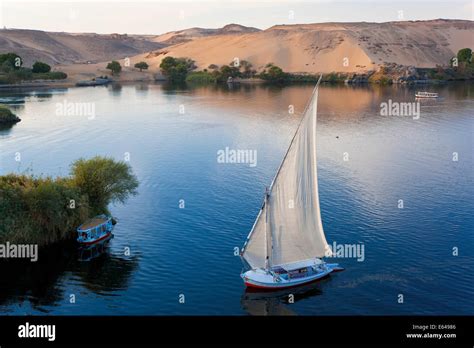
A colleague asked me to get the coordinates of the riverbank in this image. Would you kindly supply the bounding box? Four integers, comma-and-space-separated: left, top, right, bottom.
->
0, 157, 138, 246
39, 58, 474, 87
0, 61, 162, 88
1, 63, 473, 89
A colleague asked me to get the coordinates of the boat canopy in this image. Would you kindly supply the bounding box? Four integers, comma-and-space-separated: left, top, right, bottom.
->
242, 76, 331, 270
77, 215, 109, 232
277, 258, 323, 272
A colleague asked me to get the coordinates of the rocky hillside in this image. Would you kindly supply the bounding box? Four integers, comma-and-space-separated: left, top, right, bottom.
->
0, 29, 165, 66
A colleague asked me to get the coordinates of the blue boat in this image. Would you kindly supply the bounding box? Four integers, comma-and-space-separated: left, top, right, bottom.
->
77, 215, 114, 245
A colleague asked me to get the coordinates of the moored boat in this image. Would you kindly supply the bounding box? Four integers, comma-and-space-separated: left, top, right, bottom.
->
77, 214, 114, 245
240, 75, 343, 290
76, 77, 111, 87
415, 91, 439, 98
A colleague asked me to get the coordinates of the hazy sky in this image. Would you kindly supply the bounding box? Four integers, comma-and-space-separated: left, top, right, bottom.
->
1, 0, 472, 35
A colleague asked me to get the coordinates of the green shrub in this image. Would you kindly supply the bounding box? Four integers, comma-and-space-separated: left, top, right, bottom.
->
258, 64, 289, 82
185, 71, 217, 84
0, 68, 66, 84
134, 61, 149, 71
15, 68, 33, 81
70, 156, 139, 215
0, 174, 89, 245
106, 61, 122, 75
0, 105, 21, 124
216, 65, 241, 82
32, 71, 67, 80
0, 53, 22, 70
160, 56, 196, 82
32, 61, 51, 73
457, 48, 473, 64
0, 156, 139, 245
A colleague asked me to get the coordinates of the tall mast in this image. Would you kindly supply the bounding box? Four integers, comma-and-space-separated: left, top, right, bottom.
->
312, 85, 318, 217
264, 187, 271, 270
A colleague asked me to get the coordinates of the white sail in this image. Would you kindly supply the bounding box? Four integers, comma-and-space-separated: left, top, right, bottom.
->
242, 77, 330, 269
241, 202, 268, 269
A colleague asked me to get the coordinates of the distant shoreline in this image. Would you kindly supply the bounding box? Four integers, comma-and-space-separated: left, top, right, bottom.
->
0, 76, 472, 90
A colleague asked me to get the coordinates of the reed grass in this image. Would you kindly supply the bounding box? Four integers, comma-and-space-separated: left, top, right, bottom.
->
0, 156, 138, 246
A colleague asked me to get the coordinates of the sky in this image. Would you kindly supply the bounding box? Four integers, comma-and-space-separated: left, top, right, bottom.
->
0, 0, 472, 35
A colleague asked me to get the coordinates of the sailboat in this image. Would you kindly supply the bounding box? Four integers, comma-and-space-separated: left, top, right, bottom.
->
240, 76, 343, 290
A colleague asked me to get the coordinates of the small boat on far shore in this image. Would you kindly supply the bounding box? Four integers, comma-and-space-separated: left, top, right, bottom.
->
76, 77, 111, 87
415, 91, 439, 98
77, 214, 114, 245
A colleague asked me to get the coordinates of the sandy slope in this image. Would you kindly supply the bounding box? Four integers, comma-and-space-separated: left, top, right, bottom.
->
0, 29, 163, 66
138, 27, 373, 74
131, 19, 474, 74
151, 24, 261, 45
54, 62, 159, 85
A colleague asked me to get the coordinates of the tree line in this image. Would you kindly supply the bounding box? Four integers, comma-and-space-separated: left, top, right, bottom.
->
0, 53, 67, 84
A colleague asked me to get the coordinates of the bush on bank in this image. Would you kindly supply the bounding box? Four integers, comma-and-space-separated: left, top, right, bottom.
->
0, 156, 138, 246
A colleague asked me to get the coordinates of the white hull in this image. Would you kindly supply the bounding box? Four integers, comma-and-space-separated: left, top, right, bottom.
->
415, 93, 439, 98
241, 262, 343, 290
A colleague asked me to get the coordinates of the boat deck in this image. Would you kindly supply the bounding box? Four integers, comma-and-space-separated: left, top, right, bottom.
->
79, 217, 108, 230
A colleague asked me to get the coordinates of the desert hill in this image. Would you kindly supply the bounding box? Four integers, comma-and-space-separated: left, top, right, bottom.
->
151, 24, 261, 45
0, 29, 164, 66
1, 19, 472, 83
135, 19, 474, 74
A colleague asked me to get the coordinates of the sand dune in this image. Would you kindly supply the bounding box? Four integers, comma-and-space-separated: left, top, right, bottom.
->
135, 19, 474, 74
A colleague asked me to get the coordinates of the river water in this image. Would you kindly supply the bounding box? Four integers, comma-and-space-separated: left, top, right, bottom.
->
0, 82, 472, 315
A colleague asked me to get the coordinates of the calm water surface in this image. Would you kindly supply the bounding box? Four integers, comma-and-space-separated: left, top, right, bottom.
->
0, 82, 473, 315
